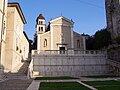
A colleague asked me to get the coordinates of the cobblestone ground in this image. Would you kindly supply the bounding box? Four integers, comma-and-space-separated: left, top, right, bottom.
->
0, 79, 33, 90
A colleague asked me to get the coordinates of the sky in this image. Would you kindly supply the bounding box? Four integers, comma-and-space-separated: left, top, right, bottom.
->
8, 0, 106, 40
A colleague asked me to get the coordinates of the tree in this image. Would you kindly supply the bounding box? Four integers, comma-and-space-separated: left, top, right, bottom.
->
86, 36, 94, 50
28, 39, 33, 53
33, 33, 37, 50
93, 28, 112, 50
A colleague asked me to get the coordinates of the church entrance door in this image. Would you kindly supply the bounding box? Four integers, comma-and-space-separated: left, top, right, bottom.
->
59, 47, 65, 54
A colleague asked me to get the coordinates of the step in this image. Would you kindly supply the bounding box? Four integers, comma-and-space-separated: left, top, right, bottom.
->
0, 79, 33, 90
5, 73, 28, 80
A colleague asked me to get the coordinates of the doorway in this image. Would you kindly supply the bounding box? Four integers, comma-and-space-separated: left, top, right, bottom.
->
59, 47, 65, 54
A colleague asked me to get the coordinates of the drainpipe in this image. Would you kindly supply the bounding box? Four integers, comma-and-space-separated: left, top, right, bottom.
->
0, 0, 6, 70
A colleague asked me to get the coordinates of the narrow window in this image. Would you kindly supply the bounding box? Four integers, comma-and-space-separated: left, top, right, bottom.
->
77, 40, 80, 48
39, 21, 41, 24
44, 39, 47, 47
39, 27, 40, 31
41, 27, 43, 31
40, 21, 43, 24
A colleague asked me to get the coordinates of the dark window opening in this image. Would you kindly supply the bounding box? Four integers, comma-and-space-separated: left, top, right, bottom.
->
41, 27, 43, 31
77, 40, 80, 48
39, 21, 43, 25
59, 47, 65, 54
44, 39, 47, 47
39, 27, 40, 31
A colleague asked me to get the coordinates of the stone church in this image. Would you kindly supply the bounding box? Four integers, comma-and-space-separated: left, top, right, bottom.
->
30, 14, 107, 77
36, 14, 86, 51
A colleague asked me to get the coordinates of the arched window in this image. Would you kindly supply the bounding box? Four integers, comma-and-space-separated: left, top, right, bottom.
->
38, 21, 43, 25
44, 39, 47, 47
40, 21, 43, 24
39, 27, 40, 31
41, 27, 43, 31
77, 40, 80, 48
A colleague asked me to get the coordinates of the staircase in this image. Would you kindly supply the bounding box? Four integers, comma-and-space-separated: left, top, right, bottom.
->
5, 61, 30, 80
5, 73, 28, 80
0, 79, 33, 90
0, 61, 33, 90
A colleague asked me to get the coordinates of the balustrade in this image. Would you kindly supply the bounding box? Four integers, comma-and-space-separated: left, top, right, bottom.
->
32, 50, 106, 56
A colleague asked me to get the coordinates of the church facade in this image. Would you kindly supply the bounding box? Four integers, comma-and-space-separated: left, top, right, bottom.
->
36, 14, 86, 51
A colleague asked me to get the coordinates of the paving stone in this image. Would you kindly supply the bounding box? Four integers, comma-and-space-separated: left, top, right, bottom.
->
0, 79, 33, 90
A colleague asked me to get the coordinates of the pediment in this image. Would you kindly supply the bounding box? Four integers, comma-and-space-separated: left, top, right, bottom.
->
50, 16, 74, 25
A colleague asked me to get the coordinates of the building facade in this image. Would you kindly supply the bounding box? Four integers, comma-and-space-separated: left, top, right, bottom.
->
0, 0, 8, 78
105, 0, 120, 39
36, 14, 86, 51
4, 3, 29, 72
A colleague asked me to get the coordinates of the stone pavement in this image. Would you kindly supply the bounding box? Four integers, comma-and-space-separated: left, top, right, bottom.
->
27, 80, 40, 90
0, 61, 32, 90
0, 79, 33, 90
80, 77, 120, 81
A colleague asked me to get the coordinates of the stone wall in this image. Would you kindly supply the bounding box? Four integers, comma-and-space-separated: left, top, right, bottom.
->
107, 44, 120, 62
30, 50, 108, 78
0, 0, 8, 79
107, 59, 120, 76
105, 0, 120, 39
107, 44, 120, 76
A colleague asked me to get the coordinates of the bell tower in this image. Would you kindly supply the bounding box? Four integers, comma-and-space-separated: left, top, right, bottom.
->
36, 14, 46, 50
36, 14, 46, 34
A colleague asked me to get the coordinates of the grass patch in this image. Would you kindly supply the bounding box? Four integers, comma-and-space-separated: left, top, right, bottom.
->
83, 80, 120, 90
35, 76, 79, 80
39, 82, 89, 90
84, 75, 120, 78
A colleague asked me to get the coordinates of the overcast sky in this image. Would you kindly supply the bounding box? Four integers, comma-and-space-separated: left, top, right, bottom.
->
8, 0, 106, 40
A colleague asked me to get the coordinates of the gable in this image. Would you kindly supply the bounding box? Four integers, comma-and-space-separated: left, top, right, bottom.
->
62, 18, 73, 25
50, 18, 62, 24
50, 16, 74, 25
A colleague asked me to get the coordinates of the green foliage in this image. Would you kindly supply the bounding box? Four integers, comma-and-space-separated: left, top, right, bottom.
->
33, 33, 37, 49
86, 36, 94, 50
86, 28, 112, 50
93, 28, 112, 50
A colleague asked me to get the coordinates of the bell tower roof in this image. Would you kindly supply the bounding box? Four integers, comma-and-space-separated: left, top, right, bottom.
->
37, 14, 45, 20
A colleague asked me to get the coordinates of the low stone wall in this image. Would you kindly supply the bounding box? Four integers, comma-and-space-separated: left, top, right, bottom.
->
107, 44, 120, 62
107, 44, 120, 76
30, 50, 108, 78
107, 59, 120, 76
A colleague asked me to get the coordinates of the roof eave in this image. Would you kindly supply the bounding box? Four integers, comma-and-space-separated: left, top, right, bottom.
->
8, 2, 27, 24
50, 16, 74, 24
